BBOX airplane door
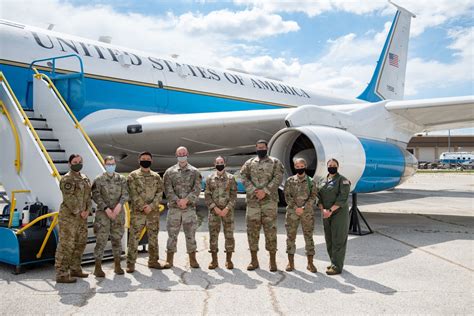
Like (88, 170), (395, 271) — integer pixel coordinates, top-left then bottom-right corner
(154, 70), (168, 113)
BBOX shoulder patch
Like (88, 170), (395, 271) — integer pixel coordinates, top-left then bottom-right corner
(343, 180), (351, 185)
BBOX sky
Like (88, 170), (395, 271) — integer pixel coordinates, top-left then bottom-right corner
(1, 0), (473, 134)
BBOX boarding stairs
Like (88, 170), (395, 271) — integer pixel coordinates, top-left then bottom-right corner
(0, 58), (119, 270)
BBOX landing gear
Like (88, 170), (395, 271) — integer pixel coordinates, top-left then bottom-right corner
(348, 193), (373, 236)
(13, 265), (24, 275)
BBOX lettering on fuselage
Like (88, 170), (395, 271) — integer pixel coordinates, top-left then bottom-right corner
(31, 31), (310, 99)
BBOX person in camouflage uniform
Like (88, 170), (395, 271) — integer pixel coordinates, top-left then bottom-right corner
(163, 146), (202, 269)
(318, 158), (351, 275)
(55, 154), (91, 283)
(240, 140), (284, 272)
(91, 156), (129, 277)
(283, 158), (318, 273)
(204, 156), (237, 270)
(126, 151), (164, 273)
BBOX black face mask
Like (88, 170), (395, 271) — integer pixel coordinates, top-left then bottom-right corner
(328, 166), (338, 175)
(140, 160), (152, 168)
(256, 149), (267, 159)
(70, 163), (83, 172)
(215, 164), (225, 171)
(295, 168), (306, 175)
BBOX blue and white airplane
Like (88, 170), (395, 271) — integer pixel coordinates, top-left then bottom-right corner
(0, 3), (473, 194)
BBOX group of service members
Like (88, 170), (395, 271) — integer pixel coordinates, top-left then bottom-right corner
(54, 140), (351, 284)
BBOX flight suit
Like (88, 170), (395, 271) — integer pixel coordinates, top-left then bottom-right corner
(317, 173), (351, 272)
(240, 156), (284, 252)
(284, 175), (318, 256)
(163, 163), (202, 253)
(55, 171), (91, 278)
(91, 172), (129, 261)
(204, 171), (237, 253)
(127, 169), (163, 265)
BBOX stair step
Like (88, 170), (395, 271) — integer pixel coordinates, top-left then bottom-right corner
(35, 127), (53, 131)
(47, 149), (65, 153)
(29, 117), (46, 122)
(53, 160), (69, 164)
(40, 138), (59, 142)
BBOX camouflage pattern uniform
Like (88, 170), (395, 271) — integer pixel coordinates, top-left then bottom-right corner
(240, 156), (284, 252)
(91, 172), (129, 260)
(204, 171), (237, 253)
(127, 169), (163, 264)
(284, 175), (318, 255)
(317, 173), (351, 272)
(163, 163), (202, 253)
(55, 171), (91, 278)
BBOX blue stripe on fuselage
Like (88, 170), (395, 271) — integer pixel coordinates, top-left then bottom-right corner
(0, 63), (284, 120)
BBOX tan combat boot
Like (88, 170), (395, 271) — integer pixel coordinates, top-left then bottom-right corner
(326, 267), (341, 275)
(148, 260), (163, 269)
(306, 255), (317, 273)
(225, 252), (234, 270)
(93, 260), (105, 277)
(70, 268), (88, 278)
(56, 274), (77, 284)
(114, 257), (124, 275)
(163, 252), (174, 269)
(246, 251), (259, 271)
(126, 262), (135, 273)
(189, 252), (200, 269)
(208, 252), (218, 270)
(285, 254), (295, 272)
(269, 251), (278, 272)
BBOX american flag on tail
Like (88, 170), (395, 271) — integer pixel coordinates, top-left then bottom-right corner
(389, 53), (399, 68)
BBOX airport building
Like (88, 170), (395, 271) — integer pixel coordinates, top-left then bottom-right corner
(407, 135), (474, 162)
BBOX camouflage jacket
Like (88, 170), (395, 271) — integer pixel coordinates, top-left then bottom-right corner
(240, 156), (284, 201)
(204, 171), (237, 211)
(92, 172), (129, 212)
(127, 168), (163, 212)
(59, 171), (92, 215)
(163, 163), (202, 208)
(284, 174), (318, 210)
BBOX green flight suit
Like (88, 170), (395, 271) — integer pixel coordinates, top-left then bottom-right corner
(317, 173), (351, 272)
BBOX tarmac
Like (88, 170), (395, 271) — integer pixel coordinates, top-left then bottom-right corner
(0, 172), (472, 315)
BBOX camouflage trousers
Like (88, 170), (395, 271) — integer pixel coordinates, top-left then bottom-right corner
(246, 199), (278, 252)
(55, 210), (88, 277)
(127, 209), (160, 264)
(93, 210), (124, 260)
(285, 208), (315, 256)
(166, 207), (197, 253)
(208, 209), (235, 253)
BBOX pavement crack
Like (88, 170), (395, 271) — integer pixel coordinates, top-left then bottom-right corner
(416, 214), (471, 228)
(267, 271), (285, 316)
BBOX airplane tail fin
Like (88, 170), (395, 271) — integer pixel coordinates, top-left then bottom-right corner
(358, 1), (416, 102)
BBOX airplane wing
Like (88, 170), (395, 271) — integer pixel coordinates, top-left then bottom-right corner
(385, 96), (474, 131)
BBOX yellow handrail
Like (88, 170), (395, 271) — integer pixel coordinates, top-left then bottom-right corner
(15, 211), (58, 235)
(138, 204), (165, 241)
(8, 190), (31, 228)
(0, 100), (21, 173)
(0, 72), (61, 180)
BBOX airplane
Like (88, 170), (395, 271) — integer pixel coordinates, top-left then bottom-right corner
(1, 2), (473, 196)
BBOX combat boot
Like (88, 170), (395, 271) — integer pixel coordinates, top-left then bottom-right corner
(148, 260), (163, 269)
(70, 269), (88, 278)
(285, 254), (295, 272)
(306, 255), (317, 273)
(93, 260), (105, 277)
(56, 275), (77, 283)
(269, 251), (278, 272)
(246, 251), (259, 271)
(208, 252), (218, 269)
(163, 252), (174, 269)
(114, 257), (124, 275)
(189, 252), (200, 269)
(126, 262), (135, 273)
(326, 267), (341, 275)
(225, 252), (234, 270)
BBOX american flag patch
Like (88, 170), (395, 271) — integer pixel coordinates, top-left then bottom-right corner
(343, 180), (350, 185)
(389, 53), (399, 68)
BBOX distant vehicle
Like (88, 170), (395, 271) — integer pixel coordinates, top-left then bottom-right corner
(439, 152), (474, 166)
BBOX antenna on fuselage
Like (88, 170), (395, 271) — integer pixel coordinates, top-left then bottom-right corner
(98, 36), (112, 44)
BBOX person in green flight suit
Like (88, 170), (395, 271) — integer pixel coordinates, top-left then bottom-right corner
(317, 158), (351, 275)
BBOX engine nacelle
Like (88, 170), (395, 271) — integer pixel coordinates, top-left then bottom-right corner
(269, 126), (417, 193)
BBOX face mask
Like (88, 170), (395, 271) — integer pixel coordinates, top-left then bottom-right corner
(328, 166), (338, 175)
(177, 156), (188, 163)
(295, 168), (306, 175)
(256, 149), (267, 159)
(139, 160), (152, 168)
(70, 163), (83, 172)
(105, 164), (116, 174)
(216, 164), (225, 171)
